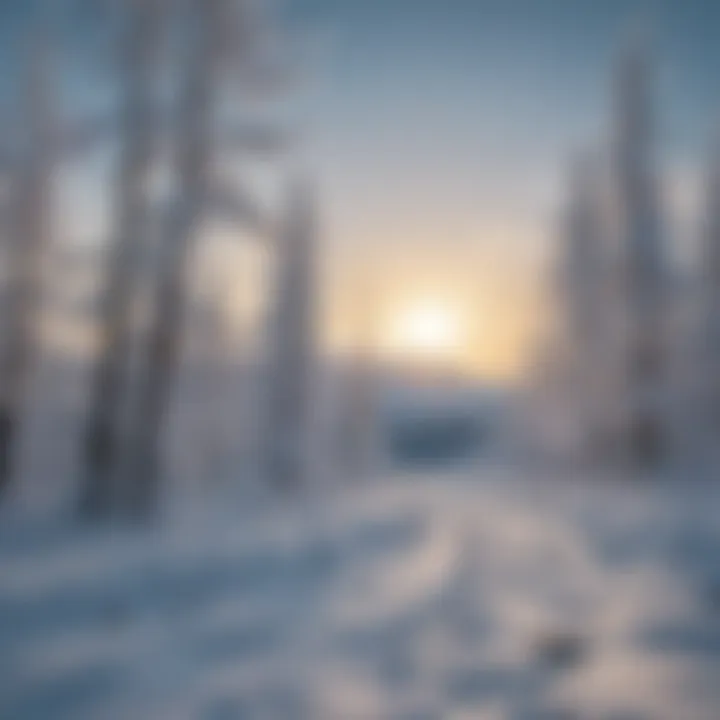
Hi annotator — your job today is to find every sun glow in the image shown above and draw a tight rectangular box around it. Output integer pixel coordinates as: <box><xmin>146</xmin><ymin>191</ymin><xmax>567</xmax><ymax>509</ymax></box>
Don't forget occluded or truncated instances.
<box><xmin>382</xmin><ymin>299</ymin><xmax>465</xmax><ymax>363</ymax></box>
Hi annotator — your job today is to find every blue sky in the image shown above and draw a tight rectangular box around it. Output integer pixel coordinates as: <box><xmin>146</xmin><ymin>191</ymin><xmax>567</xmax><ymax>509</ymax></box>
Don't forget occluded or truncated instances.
<box><xmin>282</xmin><ymin>0</ymin><xmax>720</xmax><ymax>375</ymax></box>
<box><xmin>4</xmin><ymin>0</ymin><xmax>720</xmax><ymax>377</ymax></box>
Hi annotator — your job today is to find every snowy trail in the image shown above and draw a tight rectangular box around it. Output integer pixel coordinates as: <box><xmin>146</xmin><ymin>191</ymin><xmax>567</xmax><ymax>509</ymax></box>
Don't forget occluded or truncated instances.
<box><xmin>2</xmin><ymin>471</ymin><xmax>720</xmax><ymax>719</ymax></box>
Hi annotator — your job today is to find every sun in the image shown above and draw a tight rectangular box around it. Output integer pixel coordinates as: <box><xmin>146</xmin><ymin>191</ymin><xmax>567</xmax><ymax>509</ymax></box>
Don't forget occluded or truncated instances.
<box><xmin>383</xmin><ymin>299</ymin><xmax>465</xmax><ymax>362</ymax></box>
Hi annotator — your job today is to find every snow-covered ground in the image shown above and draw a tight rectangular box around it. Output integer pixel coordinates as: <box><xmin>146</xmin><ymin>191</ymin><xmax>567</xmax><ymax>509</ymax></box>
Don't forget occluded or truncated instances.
<box><xmin>2</xmin><ymin>468</ymin><xmax>720</xmax><ymax>719</ymax></box>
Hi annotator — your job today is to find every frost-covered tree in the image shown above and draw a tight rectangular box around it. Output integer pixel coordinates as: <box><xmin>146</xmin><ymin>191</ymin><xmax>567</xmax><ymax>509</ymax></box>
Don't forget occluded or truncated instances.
<box><xmin>123</xmin><ymin>0</ymin><xmax>225</xmax><ymax>517</ymax></box>
<box><xmin>557</xmin><ymin>155</ymin><xmax>610</xmax><ymax>458</ymax></box>
<box><xmin>123</xmin><ymin>0</ymin><xmax>284</xmax><ymax>516</ymax></box>
<box><xmin>337</xmin><ymin>270</ymin><xmax>382</xmax><ymax>480</ymax></box>
<box><xmin>78</xmin><ymin>0</ymin><xmax>165</xmax><ymax>519</ymax></box>
<box><xmin>0</xmin><ymin>22</ymin><xmax>55</xmax><ymax>496</ymax></box>
<box><xmin>697</xmin><ymin>136</ymin><xmax>720</xmax><ymax>444</ymax></box>
<box><xmin>262</xmin><ymin>177</ymin><xmax>317</xmax><ymax>490</ymax></box>
<box><xmin>611</xmin><ymin>37</ymin><xmax>668</xmax><ymax>468</ymax></box>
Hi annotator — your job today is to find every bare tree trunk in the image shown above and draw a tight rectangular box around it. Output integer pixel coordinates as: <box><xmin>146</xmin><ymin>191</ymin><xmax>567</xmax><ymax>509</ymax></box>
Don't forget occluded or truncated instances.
<box><xmin>78</xmin><ymin>0</ymin><xmax>163</xmax><ymax>519</ymax></box>
<box><xmin>124</xmin><ymin>0</ymin><xmax>223</xmax><ymax>518</ymax></box>
<box><xmin>0</xmin><ymin>26</ymin><xmax>54</xmax><ymax>498</ymax></box>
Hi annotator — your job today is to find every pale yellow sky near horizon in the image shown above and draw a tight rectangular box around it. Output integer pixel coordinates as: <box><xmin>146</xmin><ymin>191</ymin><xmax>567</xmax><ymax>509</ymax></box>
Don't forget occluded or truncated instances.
<box><xmin>49</xmin><ymin>151</ymin><xmax>695</xmax><ymax>386</ymax></box>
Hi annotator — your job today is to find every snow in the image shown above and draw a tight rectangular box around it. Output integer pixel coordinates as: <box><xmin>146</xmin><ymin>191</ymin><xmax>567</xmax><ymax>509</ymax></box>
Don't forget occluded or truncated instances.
<box><xmin>2</xmin><ymin>469</ymin><xmax>720</xmax><ymax>719</ymax></box>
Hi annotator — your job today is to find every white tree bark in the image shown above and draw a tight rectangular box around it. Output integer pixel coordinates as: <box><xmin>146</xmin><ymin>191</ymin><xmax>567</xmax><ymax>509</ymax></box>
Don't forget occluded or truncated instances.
<box><xmin>262</xmin><ymin>177</ymin><xmax>317</xmax><ymax>490</ymax></box>
<box><xmin>558</xmin><ymin>155</ymin><xmax>620</xmax><ymax>462</ymax></box>
<box><xmin>124</xmin><ymin>0</ymin><xmax>226</xmax><ymax>517</ymax></box>
<box><xmin>698</xmin><ymin>137</ymin><xmax>720</xmax><ymax>444</ymax></box>
<box><xmin>612</xmin><ymin>37</ymin><xmax>667</xmax><ymax>468</ymax></box>
<box><xmin>0</xmin><ymin>23</ymin><xmax>55</xmax><ymax>496</ymax></box>
<box><xmin>78</xmin><ymin>0</ymin><xmax>165</xmax><ymax>518</ymax></box>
